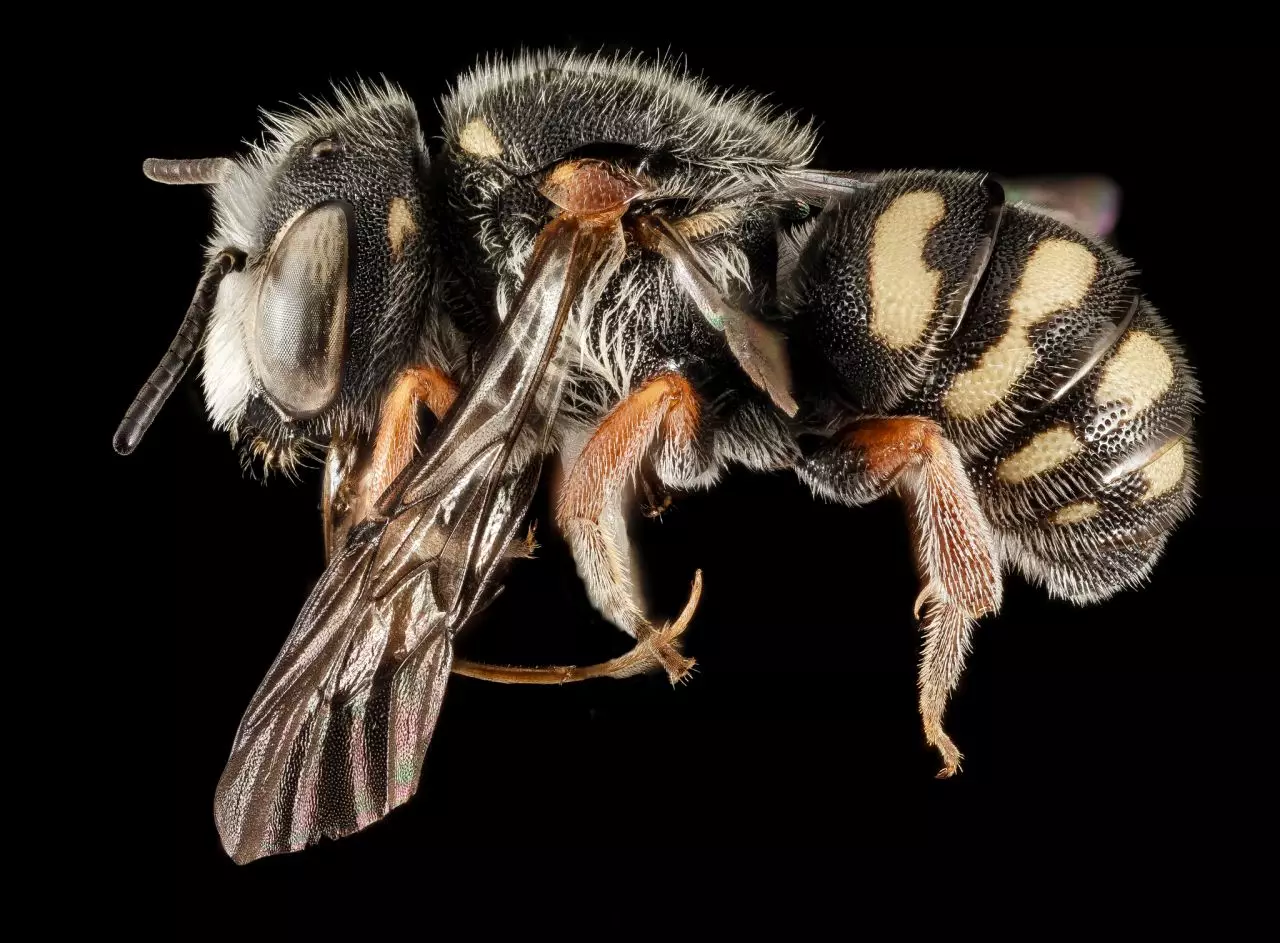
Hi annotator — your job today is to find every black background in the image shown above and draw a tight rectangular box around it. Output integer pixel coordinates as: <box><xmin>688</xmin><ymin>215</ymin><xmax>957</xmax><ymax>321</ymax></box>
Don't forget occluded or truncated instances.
<box><xmin>91</xmin><ymin>41</ymin><xmax>1267</xmax><ymax>895</ymax></box>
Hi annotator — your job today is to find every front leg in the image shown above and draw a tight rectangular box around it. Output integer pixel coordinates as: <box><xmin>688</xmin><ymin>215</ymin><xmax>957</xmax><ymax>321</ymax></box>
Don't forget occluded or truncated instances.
<box><xmin>323</xmin><ymin>365</ymin><xmax>459</xmax><ymax>560</ymax></box>
<box><xmin>555</xmin><ymin>372</ymin><xmax>703</xmax><ymax>681</ymax></box>
<box><xmin>368</xmin><ymin>364</ymin><xmax>460</xmax><ymax>498</ymax></box>
<box><xmin>798</xmin><ymin>417</ymin><xmax>1002</xmax><ymax>777</ymax></box>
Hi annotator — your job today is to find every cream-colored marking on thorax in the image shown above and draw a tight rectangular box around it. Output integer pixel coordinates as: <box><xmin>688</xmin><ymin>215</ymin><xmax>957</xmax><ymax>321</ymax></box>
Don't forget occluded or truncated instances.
<box><xmin>944</xmin><ymin>239</ymin><xmax>1097</xmax><ymax>419</ymax></box>
<box><xmin>997</xmin><ymin>424</ymin><xmax>1084</xmax><ymax>484</ymax></box>
<box><xmin>458</xmin><ymin>118</ymin><xmax>504</xmax><ymax>158</ymax></box>
<box><xmin>869</xmin><ymin>191</ymin><xmax>946</xmax><ymax>349</ymax></box>
<box><xmin>1052</xmin><ymin>500</ymin><xmax>1101</xmax><ymax>524</ymax></box>
<box><xmin>1139</xmin><ymin>439</ymin><xmax>1185</xmax><ymax>501</ymax></box>
<box><xmin>1094</xmin><ymin>331</ymin><xmax>1174</xmax><ymax>415</ymax></box>
<box><xmin>387</xmin><ymin>197</ymin><xmax>417</xmax><ymax>261</ymax></box>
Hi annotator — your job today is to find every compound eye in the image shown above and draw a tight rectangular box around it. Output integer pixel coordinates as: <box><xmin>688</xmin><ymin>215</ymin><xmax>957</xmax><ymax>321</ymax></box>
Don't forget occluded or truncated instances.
<box><xmin>252</xmin><ymin>201</ymin><xmax>352</xmax><ymax>418</ymax></box>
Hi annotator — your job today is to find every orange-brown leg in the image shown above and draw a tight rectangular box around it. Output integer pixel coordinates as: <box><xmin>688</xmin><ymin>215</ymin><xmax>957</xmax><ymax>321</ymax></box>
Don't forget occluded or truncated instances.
<box><xmin>799</xmin><ymin>417</ymin><xmax>1002</xmax><ymax>777</ymax></box>
<box><xmin>554</xmin><ymin>373</ymin><xmax>702</xmax><ymax>680</ymax></box>
<box><xmin>368</xmin><ymin>365</ymin><xmax>459</xmax><ymax>499</ymax></box>
<box><xmin>323</xmin><ymin>365</ymin><xmax>459</xmax><ymax>560</ymax></box>
<box><xmin>453</xmin><ymin>570</ymin><xmax>702</xmax><ymax>685</ymax></box>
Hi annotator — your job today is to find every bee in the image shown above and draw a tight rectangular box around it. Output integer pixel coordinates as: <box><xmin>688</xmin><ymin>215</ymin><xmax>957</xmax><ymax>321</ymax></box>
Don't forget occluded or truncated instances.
<box><xmin>115</xmin><ymin>51</ymin><xmax>1197</xmax><ymax>863</ymax></box>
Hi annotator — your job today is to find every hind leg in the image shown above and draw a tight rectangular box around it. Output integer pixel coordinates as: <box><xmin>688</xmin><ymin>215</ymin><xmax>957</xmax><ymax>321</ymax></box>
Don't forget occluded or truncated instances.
<box><xmin>798</xmin><ymin>417</ymin><xmax>1002</xmax><ymax>777</ymax></box>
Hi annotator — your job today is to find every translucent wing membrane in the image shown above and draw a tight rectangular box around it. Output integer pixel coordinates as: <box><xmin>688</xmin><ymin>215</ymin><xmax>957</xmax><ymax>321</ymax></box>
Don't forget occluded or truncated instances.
<box><xmin>783</xmin><ymin>168</ymin><xmax>878</xmax><ymax>205</ymax></box>
<box><xmin>639</xmin><ymin>216</ymin><xmax>797</xmax><ymax>415</ymax></box>
<box><xmin>784</xmin><ymin>171</ymin><xmax>1121</xmax><ymax>242</ymax></box>
<box><xmin>1000</xmin><ymin>175</ymin><xmax>1122</xmax><ymax>240</ymax></box>
<box><xmin>214</xmin><ymin>216</ymin><xmax>622</xmax><ymax>864</ymax></box>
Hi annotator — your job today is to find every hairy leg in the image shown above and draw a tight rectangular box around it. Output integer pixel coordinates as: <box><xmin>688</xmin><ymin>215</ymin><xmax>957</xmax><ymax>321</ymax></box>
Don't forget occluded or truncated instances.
<box><xmin>553</xmin><ymin>373</ymin><xmax>704</xmax><ymax>680</ymax></box>
<box><xmin>556</xmin><ymin>373</ymin><xmax>701</xmax><ymax>637</ymax></box>
<box><xmin>798</xmin><ymin>417</ymin><xmax>1001</xmax><ymax>777</ymax></box>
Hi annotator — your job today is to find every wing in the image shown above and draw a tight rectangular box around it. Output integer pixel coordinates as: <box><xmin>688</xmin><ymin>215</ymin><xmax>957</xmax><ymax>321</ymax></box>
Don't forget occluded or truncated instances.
<box><xmin>784</xmin><ymin>170</ymin><xmax>1121</xmax><ymax>241</ymax></box>
<box><xmin>213</xmin><ymin>216</ymin><xmax>624</xmax><ymax>864</ymax></box>
<box><xmin>998</xmin><ymin>174</ymin><xmax>1122</xmax><ymax>239</ymax></box>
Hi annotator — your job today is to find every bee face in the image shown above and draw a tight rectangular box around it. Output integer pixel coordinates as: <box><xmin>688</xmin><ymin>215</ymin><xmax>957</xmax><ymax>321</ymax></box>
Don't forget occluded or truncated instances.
<box><xmin>202</xmin><ymin>83</ymin><xmax>435</xmax><ymax>471</ymax></box>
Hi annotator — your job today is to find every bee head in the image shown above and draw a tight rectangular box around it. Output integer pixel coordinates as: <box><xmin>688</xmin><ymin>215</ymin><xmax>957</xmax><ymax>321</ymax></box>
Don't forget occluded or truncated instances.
<box><xmin>119</xmin><ymin>81</ymin><xmax>438</xmax><ymax>473</ymax></box>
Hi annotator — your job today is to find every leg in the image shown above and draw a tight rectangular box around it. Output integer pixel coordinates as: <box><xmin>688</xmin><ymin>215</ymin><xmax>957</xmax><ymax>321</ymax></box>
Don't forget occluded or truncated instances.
<box><xmin>453</xmin><ymin>571</ymin><xmax>702</xmax><ymax>685</ymax></box>
<box><xmin>798</xmin><ymin>417</ymin><xmax>1002</xmax><ymax>777</ymax></box>
<box><xmin>555</xmin><ymin>372</ymin><xmax>703</xmax><ymax>679</ymax></box>
<box><xmin>368</xmin><ymin>365</ymin><xmax>459</xmax><ymax>498</ymax></box>
<box><xmin>373</xmin><ymin>365</ymin><xmax>538</xmax><ymax>561</ymax></box>
<box><xmin>323</xmin><ymin>365</ymin><xmax>459</xmax><ymax>560</ymax></box>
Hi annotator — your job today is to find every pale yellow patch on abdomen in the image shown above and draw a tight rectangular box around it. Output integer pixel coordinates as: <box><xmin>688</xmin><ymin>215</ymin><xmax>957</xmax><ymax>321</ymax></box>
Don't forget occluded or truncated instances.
<box><xmin>997</xmin><ymin>424</ymin><xmax>1084</xmax><ymax>483</ymax></box>
<box><xmin>1139</xmin><ymin>439</ymin><xmax>1186</xmax><ymax>502</ymax></box>
<box><xmin>943</xmin><ymin>239</ymin><xmax>1098</xmax><ymax>420</ymax></box>
<box><xmin>458</xmin><ymin>118</ymin><xmax>503</xmax><ymax>158</ymax></box>
<box><xmin>1052</xmin><ymin>501</ymin><xmax>1101</xmax><ymax>524</ymax></box>
<box><xmin>869</xmin><ymin>191</ymin><xmax>946</xmax><ymax>349</ymax></box>
<box><xmin>387</xmin><ymin>197</ymin><xmax>417</xmax><ymax>261</ymax></box>
<box><xmin>1094</xmin><ymin>331</ymin><xmax>1174</xmax><ymax>415</ymax></box>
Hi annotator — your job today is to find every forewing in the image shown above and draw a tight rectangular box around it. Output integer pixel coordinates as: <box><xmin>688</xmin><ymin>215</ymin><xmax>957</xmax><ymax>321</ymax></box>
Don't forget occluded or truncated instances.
<box><xmin>214</xmin><ymin>217</ymin><xmax>622</xmax><ymax>864</ymax></box>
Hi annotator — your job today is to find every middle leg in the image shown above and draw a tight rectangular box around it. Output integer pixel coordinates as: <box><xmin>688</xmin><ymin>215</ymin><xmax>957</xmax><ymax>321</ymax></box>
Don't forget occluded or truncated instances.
<box><xmin>555</xmin><ymin>372</ymin><xmax>704</xmax><ymax>681</ymax></box>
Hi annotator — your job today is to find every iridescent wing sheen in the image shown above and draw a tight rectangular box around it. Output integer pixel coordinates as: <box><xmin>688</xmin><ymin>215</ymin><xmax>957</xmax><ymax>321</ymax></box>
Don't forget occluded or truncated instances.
<box><xmin>785</xmin><ymin>170</ymin><xmax>1122</xmax><ymax>241</ymax></box>
<box><xmin>213</xmin><ymin>217</ymin><xmax>621</xmax><ymax>864</ymax></box>
<box><xmin>999</xmin><ymin>175</ymin><xmax>1122</xmax><ymax>240</ymax></box>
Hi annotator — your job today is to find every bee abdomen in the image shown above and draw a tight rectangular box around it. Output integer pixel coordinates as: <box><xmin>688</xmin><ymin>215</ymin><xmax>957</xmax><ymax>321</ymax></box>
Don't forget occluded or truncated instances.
<box><xmin>795</xmin><ymin>170</ymin><xmax>1003</xmax><ymax>411</ymax></box>
<box><xmin>974</xmin><ymin>303</ymin><xmax>1199</xmax><ymax>602</ymax></box>
<box><xmin>797</xmin><ymin>171</ymin><xmax>1199</xmax><ymax>603</ymax></box>
<box><xmin>913</xmin><ymin>204</ymin><xmax>1140</xmax><ymax>456</ymax></box>
<box><xmin>867</xmin><ymin>196</ymin><xmax>1198</xmax><ymax>601</ymax></box>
